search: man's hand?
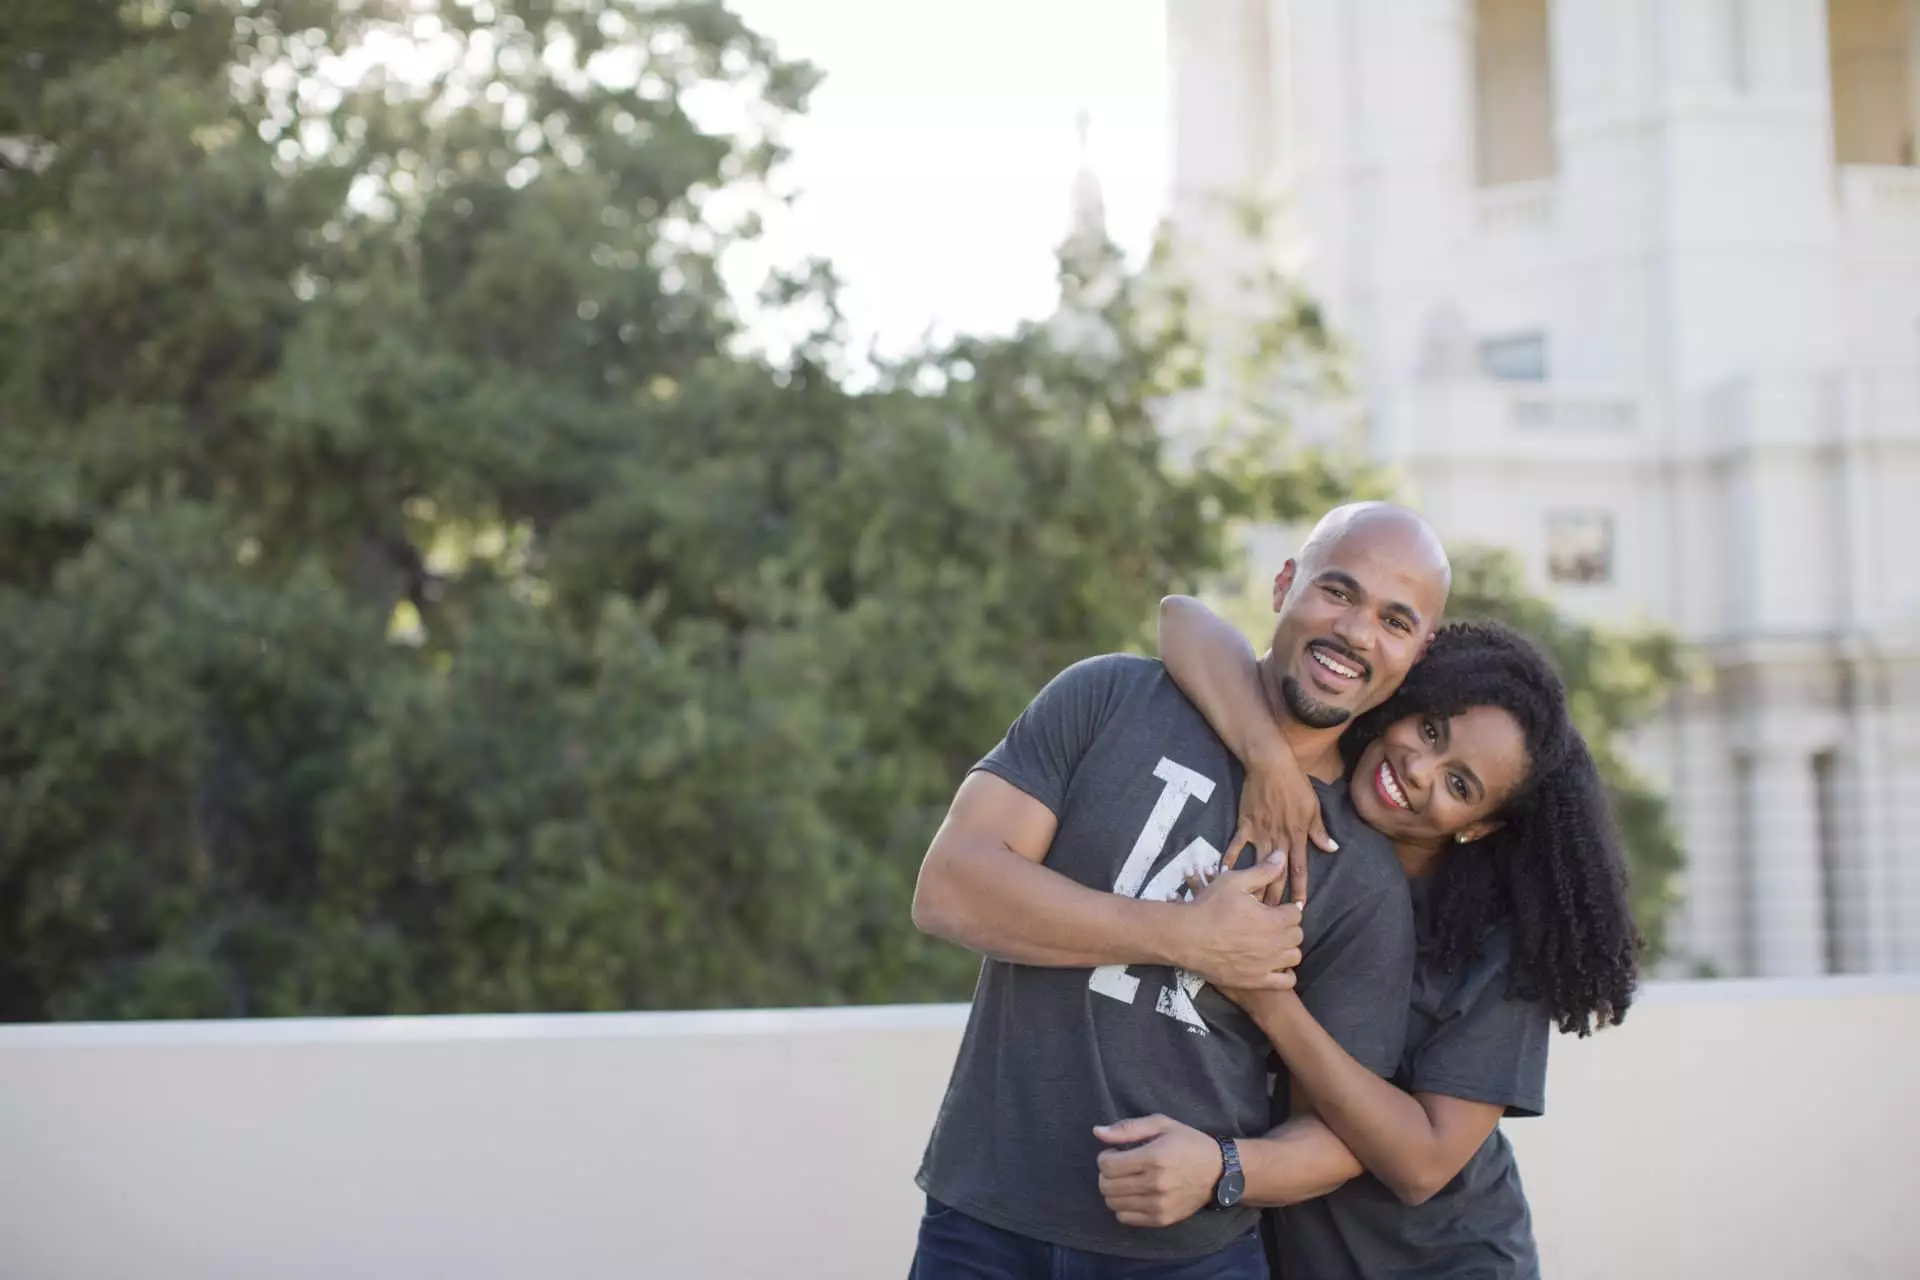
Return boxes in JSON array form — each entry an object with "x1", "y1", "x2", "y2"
[
  {"x1": 1176, "y1": 858, "x2": 1305, "y2": 991},
  {"x1": 1093, "y1": 1115, "x2": 1224, "y2": 1228},
  {"x1": 1230, "y1": 748, "x2": 1338, "y2": 909}
]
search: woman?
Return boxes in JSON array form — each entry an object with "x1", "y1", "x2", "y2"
[{"x1": 1156, "y1": 597, "x2": 1640, "y2": 1279}]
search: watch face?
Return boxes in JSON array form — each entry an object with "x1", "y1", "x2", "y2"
[{"x1": 1216, "y1": 1168, "x2": 1246, "y2": 1208}]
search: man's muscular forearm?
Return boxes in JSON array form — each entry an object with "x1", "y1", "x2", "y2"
[
  {"x1": 914, "y1": 834, "x2": 1199, "y2": 968},
  {"x1": 914, "y1": 777, "x2": 1305, "y2": 989}
]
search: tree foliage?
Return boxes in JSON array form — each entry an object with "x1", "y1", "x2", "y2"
[{"x1": 0, "y1": 0, "x2": 1687, "y2": 1019}]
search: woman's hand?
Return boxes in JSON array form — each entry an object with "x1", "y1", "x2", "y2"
[{"x1": 1230, "y1": 748, "x2": 1338, "y2": 909}]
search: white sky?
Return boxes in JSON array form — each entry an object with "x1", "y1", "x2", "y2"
[{"x1": 722, "y1": 0, "x2": 1169, "y2": 357}]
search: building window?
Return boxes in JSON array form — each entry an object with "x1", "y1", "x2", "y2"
[
  {"x1": 1545, "y1": 509, "x2": 1613, "y2": 585},
  {"x1": 1479, "y1": 331, "x2": 1549, "y2": 381},
  {"x1": 1813, "y1": 751, "x2": 1845, "y2": 974},
  {"x1": 1828, "y1": 0, "x2": 1920, "y2": 166},
  {"x1": 1474, "y1": 0, "x2": 1558, "y2": 185},
  {"x1": 1723, "y1": 0, "x2": 1753, "y2": 93}
]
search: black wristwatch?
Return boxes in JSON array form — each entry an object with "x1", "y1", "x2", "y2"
[{"x1": 1210, "y1": 1136, "x2": 1246, "y2": 1210}]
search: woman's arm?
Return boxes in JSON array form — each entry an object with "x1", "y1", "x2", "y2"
[
  {"x1": 1233, "y1": 988, "x2": 1504, "y2": 1206},
  {"x1": 1240, "y1": 1095, "x2": 1364, "y2": 1208},
  {"x1": 1092, "y1": 1101, "x2": 1363, "y2": 1227},
  {"x1": 1158, "y1": 595, "x2": 1336, "y2": 905},
  {"x1": 1157, "y1": 595, "x2": 1288, "y2": 771}
]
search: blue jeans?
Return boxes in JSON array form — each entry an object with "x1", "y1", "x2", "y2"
[{"x1": 909, "y1": 1196, "x2": 1268, "y2": 1280}]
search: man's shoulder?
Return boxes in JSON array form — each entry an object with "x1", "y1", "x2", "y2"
[
  {"x1": 1061, "y1": 651, "x2": 1162, "y2": 684},
  {"x1": 1046, "y1": 653, "x2": 1186, "y2": 717}
]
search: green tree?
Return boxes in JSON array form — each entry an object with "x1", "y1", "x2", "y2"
[{"x1": 0, "y1": 0, "x2": 1353, "y2": 1018}]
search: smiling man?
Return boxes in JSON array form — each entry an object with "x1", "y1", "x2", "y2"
[
  {"x1": 907, "y1": 503, "x2": 1451, "y2": 1278},
  {"x1": 1262, "y1": 504, "x2": 1449, "y2": 744}
]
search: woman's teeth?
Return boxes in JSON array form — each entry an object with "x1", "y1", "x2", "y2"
[{"x1": 1378, "y1": 760, "x2": 1409, "y2": 809}]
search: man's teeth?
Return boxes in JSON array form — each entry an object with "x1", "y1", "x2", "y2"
[
  {"x1": 1312, "y1": 648, "x2": 1361, "y2": 680},
  {"x1": 1379, "y1": 761, "x2": 1409, "y2": 809}
]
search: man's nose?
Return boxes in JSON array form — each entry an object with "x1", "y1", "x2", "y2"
[{"x1": 1332, "y1": 608, "x2": 1375, "y2": 652}]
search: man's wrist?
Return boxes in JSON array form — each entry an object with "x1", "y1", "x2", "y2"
[
  {"x1": 1208, "y1": 1136, "x2": 1244, "y2": 1209},
  {"x1": 1145, "y1": 901, "x2": 1203, "y2": 972}
]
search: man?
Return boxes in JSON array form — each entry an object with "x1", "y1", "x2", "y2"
[{"x1": 909, "y1": 503, "x2": 1452, "y2": 1277}]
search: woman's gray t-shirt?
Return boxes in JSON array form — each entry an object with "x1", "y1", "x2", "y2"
[{"x1": 1269, "y1": 873, "x2": 1553, "y2": 1279}]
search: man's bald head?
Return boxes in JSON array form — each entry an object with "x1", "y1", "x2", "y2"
[
  {"x1": 1296, "y1": 502, "x2": 1452, "y2": 602},
  {"x1": 1261, "y1": 502, "x2": 1451, "y2": 734}
]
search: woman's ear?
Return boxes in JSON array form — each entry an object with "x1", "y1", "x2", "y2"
[{"x1": 1454, "y1": 818, "x2": 1506, "y2": 846}]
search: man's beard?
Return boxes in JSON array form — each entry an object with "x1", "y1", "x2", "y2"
[{"x1": 1281, "y1": 674, "x2": 1353, "y2": 730}]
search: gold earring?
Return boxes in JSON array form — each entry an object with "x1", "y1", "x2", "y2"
[{"x1": 1455, "y1": 833, "x2": 1469, "y2": 844}]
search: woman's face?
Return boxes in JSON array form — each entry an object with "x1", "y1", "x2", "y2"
[{"x1": 1350, "y1": 706, "x2": 1531, "y2": 847}]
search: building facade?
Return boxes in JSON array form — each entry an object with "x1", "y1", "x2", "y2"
[{"x1": 1166, "y1": 0, "x2": 1920, "y2": 976}]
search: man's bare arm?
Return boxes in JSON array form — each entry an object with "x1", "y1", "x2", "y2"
[{"x1": 911, "y1": 772, "x2": 1305, "y2": 987}]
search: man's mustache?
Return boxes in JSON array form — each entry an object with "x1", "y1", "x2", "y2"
[{"x1": 1307, "y1": 638, "x2": 1372, "y2": 680}]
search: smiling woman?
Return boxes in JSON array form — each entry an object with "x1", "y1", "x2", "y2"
[
  {"x1": 1351, "y1": 704, "x2": 1532, "y2": 849},
  {"x1": 1154, "y1": 600, "x2": 1641, "y2": 1280}
]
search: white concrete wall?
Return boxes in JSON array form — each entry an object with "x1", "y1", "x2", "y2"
[{"x1": 3, "y1": 979, "x2": 1918, "y2": 1279}]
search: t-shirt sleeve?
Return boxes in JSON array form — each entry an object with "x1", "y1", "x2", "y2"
[
  {"x1": 1290, "y1": 844, "x2": 1417, "y2": 1078},
  {"x1": 1405, "y1": 960, "x2": 1551, "y2": 1118},
  {"x1": 970, "y1": 654, "x2": 1136, "y2": 818}
]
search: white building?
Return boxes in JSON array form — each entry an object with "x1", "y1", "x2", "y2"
[{"x1": 1166, "y1": 0, "x2": 1920, "y2": 977}]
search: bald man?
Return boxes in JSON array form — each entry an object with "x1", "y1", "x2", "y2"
[{"x1": 908, "y1": 504, "x2": 1452, "y2": 1278}]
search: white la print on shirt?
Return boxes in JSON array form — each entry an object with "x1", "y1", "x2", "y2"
[{"x1": 1087, "y1": 756, "x2": 1228, "y2": 1033}]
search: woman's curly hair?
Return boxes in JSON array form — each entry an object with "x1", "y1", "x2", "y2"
[{"x1": 1338, "y1": 620, "x2": 1641, "y2": 1035}]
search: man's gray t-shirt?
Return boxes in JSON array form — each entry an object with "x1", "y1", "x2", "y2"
[
  {"x1": 1270, "y1": 873, "x2": 1552, "y2": 1279},
  {"x1": 916, "y1": 654, "x2": 1416, "y2": 1261}
]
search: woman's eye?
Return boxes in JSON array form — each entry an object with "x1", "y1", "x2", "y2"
[
  {"x1": 1421, "y1": 719, "x2": 1438, "y2": 742},
  {"x1": 1449, "y1": 775, "x2": 1469, "y2": 800}
]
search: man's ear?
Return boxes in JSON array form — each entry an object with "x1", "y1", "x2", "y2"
[{"x1": 1272, "y1": 560, "x2": 1298, "y2": 613}]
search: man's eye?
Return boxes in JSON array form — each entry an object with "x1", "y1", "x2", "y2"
[{"x1": 1386, "y1": 617, "x2": 1410, "y2": 633}]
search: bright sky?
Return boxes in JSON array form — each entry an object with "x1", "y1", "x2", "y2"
[{"x1": 722, "y1": 0, "x2": 1169, "y2": 357}]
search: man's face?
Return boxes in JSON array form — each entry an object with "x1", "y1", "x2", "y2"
[{"x1": 1266, "y1": 528, "x2": 1446, "y2": 730}]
